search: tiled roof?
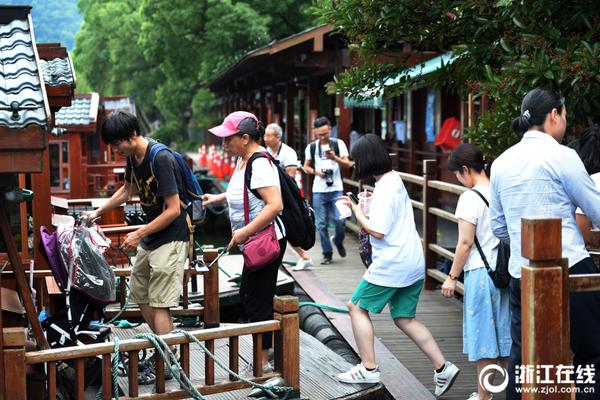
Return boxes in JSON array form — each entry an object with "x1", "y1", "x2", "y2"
[
  {"x1": 0, "y1": 16, "x2": 48, "y2": 129},
  {"x1": 39, "y1": 57, "x2": 73, "y2": 86},
  {"x1": 55, "y1": 93, "x2": 99, "y2": 127},
  {"x1": 104, "y1": 96, "x2": 136, "y2": 115}
]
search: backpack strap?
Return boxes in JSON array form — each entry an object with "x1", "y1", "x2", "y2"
[
  {"x1": 470, "y1": 188, "x2": 492, "y2": 273},
  {"x1": 310, "y1": 142, "x2": 316, "y2": 164},
  {"x1": 311, "y1": 139, "x2": 340, "y2": 160},
  {"x1": 244, "y1": 151, "x2": 274, "y2": 200}
]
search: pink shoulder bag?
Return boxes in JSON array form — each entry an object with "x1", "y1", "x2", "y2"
[{"x1": 241, "y1": 159, "x2": 280, "y2": 271}]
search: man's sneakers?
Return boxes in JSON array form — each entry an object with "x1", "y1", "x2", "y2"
[
  {"x1": 292, "y1": 257, "x2": 314, "y2": 271},
  {"x1": 320, "y1": 253, "x2": 332, "y2": 265},
  {"x1": 434, "y1": 361, "x2": 460, "y2": 397},
  {"x1": 337, "y1": 363, "x2": 381, "y2": 384},
  {"x1": 331, "y1": 235, "x2": 346, "y2": 258}
]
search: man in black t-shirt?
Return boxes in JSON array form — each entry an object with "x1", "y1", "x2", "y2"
[{"x1": 84, "y1": 111, "x2": 188, "y2": 384}]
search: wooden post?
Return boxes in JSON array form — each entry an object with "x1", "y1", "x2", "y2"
[
  {"x1": 2, "y1": 328, "x2": 27, "y2": 400},
  {"x1": 521, "y1": 218, "x2": 570, "y2": 400},
  {"x1": 422, "y1": 160, "x2": 438, "y2": 290},
  {"x1": 285, "y1": 82, "x2": 295, "y2": 145},
  {"x1": 203, "y1": 249, "x2": 220, "y2": 328},
  {"x1": 0, "y1": 197, "x2": 49, "y2": 349},
  {"x1": 273, "y1": 296, "x2": 300, "y2": 393}
]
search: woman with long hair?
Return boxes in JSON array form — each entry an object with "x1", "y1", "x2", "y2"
[{"x1": 337, "y1": 134, "x2": 459, "y2": 398}]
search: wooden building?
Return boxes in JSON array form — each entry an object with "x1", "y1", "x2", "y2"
[{"x1": 209, "y1": 25, "x2": 473, "y2": 186}]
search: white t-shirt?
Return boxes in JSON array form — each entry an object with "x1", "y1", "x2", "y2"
[
  {"x1": 226, "y1": 156, "x2": 284, "y2": 240},
  {"x1": 304, "y1": 139, "x2": 349, "y2": 193},
  {"x1": 364, "y1": 172, "x2": 425, "y2": 287},
  {"x1": 267, "y1": 142, "x2": 298, "y2": 169},
  {"x1": 454, "y1": 185, "x2": 499, "y2": 271},
  {"x1": 576, "y1": 173, "x2": 600, "y2": 214}
]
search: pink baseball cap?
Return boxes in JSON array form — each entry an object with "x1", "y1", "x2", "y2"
[{"x1": 209, "y1": 111, "x2": 259, "y2": 138}]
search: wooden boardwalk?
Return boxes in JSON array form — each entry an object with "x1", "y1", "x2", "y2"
[{"x1": 285, "y1": 235, "x2": 507, "y2": 400}]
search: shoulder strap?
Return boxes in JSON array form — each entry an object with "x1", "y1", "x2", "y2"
[
  {"x1": 331, "y1": 138, "x2": 340, "y2": 156},
  {"x1": 470, "y1": 188, "x2": 492, "y2": 272},
  {"x1": 148, "y1": 142, "x2": 169, "y2": 185},
  {"x1": 471, "y1": 188, "x2": 489, "y2": 207},
  {"x1": 310, "y1": 142, "x2": 316, "y2": 162},
  {"x1": 244, "y1": 151, "x2": 274, "y2": 201}
]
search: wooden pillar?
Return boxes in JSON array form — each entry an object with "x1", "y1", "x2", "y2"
[
  {"x1": 273, "y1": 296, "x2": 300, "y2": 394},
  {"x1": 203, "y1": 249, "x2": 220, "y2": 328},
  {"x1": 30, "y1": 148, "x2": 51, "y2": 268},
  {"x1": 521, "y1": 218, "x2": 570, "y2": 400},
  {"x1": 70, "y1": 134, "x2": 83, "y2": 198},
  {"x1": 259, "y1": 90, "x2": 267, "y2": 123},
  {"x1": 273, "y1": 86, "x2": 283, "y2": 126},
  {"x1": 307, "y1": 77, "x2": 319, "y2": 143},
  {"x1": 2, "y1": 328, "x2": 27, "y2": 400},
  {"x1": 422, "y1": 160, "x2": 438, "y2": 290},
  {"x1": 285, "y1": 83, "x2": 295, "y2": 145},
  {"x1": 337, "y1": 95, "x2": 350, "y2": 146}
]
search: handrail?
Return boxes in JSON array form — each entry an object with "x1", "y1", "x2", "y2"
[
  {"x1": 427, "y1": 179, "x2": 466, "y2": 195},
  {"x1": 398, "y1": 172, "x2": 424, "y2": 185},
  {"x1": 25, "y1": 320, "x2": 281, "y2": 364},
  {"x1": 428, "y1": 207, "x2": 458, "y2": 223},
  {"x1": 569, "y1": 274, "x2": 600, "y2": 292}
]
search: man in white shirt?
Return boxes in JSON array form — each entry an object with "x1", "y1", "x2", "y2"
[
  {"x1": 303, "y1": 117, "x2": 353, "y2": 264},
  {"x1": 264, "y1": 123, "x2": 314, "y2": 270}
]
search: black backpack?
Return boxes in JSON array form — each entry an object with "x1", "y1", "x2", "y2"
[
  {"x1": 471, "y1": 189, "x2": 511, "y2": 289},
  {"x1": 245, "y1": 151, "x2": 316, "y2": 250}
]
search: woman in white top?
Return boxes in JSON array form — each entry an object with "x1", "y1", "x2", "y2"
[
  {"x1": 575, "y1": 125, "x2": 600, "y2": 244},
  {"x1": 442, "y1": 143, "x2": 511, "y2": 400},
  {"x1": 202, "y1": 111, "x2": 284, "y2": 372},
  {"x1": 337, "y1": 134, "x2": 459, "y2": 398}
]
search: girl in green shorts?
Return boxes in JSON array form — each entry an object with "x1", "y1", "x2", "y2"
[{"x1": 337, "y1": 134, "x2": 459, "y2": 398}]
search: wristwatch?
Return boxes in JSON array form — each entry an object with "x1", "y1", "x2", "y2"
[{"x1": 448, "y1": 273, "x2": 458, "y2": 281}]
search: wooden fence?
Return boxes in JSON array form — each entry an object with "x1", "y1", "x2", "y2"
[{"x1": 2, "y1": 296, "x2": 300, "y2": 400}]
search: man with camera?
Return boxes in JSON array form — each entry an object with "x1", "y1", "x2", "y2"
[{"x1": 303, "y1": 116, "x2": 353, "y2": 264}]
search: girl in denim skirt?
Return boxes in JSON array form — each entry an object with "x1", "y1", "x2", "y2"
[{"x1": 442, "y1": 143, "x2": 511, "y2": 400}]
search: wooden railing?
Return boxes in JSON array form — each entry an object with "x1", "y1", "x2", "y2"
[
  {"x1": 2, "y1": 296, "x2": 300, "y2": 400},
  {"x1": 344, "y1": 159, "x2": 466, "y2": 294},
  {"x1": 521, "y1": 219, "x2": 600, "y2": 399}
]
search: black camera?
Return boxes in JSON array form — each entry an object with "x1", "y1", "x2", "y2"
[{"x1": 321, "y1": 168, "x2": 334, "y2": 186}]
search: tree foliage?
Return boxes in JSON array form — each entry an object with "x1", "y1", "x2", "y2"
[
  {"x1": 3, "y1": 0, "x2": 81, "y2": 49},
  {"x1": 318, "y1": 0, "x2": 600, "y2": 156},
  {"x1": 73, "y1": 0, "x2": 313, "y2": 145}
]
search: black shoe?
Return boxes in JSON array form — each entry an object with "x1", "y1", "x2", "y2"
[
  {"x1": 335, "y1": 242, "x2": 346, "y2": 258},
  {"x1": 321, "y1": 254, "x2": 332, "y2": 265}
]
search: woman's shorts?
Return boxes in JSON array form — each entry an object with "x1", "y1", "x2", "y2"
[
  {"x1": 463, "y1": 267, "x2": 512, "y2": 361},
  {"x1": 350, "y1": 278, "x2": 423, "y2": 319}
]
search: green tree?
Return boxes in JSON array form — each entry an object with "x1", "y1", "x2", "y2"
[
  {"x1": 74, "y1": 0, "x2": 277, "y2": 144},
  {"x1": 3, "y1": 0, "x2": 82, "y2": 49},
  {"x1": 318, "y1": 0, "x2": 600, "y2": 156}
]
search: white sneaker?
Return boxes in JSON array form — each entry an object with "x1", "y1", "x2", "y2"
[
  {"x1": 434, "y1": 361, "x2": 460, "y2": 397},
  {"x1": 337, "y1": 363, "x2": 381, "y2": 384},
  {"x1": 467, "y1": 392, "x2": 493, "y2": 400},
  {"x1": 292, "y1": 257, "x2": 314, "y2": 271}
]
